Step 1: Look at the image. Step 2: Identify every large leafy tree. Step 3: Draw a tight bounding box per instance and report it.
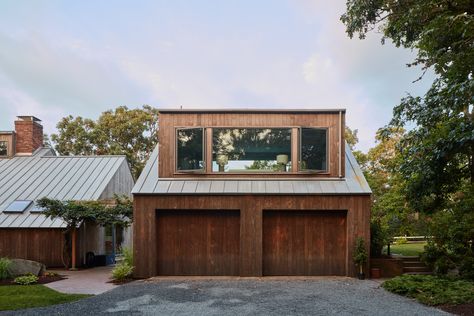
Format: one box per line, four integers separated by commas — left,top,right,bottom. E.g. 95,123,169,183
341,0,474,212
51,105,159,178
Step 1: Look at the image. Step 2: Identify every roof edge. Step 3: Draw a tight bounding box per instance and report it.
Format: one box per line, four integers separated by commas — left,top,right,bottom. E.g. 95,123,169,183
157,108,346,114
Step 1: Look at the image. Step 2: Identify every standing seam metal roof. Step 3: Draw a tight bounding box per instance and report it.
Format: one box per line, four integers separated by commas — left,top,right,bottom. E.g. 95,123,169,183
0,149,128,228
132,143,372,195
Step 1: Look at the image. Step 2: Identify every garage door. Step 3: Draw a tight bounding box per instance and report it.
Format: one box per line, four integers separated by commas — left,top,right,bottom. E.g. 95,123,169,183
156,210,240,275
263,210,347,276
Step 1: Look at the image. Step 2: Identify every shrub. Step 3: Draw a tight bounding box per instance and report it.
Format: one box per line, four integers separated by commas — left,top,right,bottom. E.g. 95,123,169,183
112,263,133,282
395,237,408,245
121,247,133,266
353,237,368,274
0,257,12,280
44,271,59,277
382,274,474,305
14,273,39,285
459,255,474,281
370,220,389,257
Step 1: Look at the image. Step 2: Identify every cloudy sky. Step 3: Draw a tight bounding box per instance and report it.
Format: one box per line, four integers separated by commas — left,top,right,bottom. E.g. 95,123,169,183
0,0,433,151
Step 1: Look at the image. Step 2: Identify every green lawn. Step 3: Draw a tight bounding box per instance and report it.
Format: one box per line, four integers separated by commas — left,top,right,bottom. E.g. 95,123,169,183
383,275,474,306
0,285,91,311
383,242,427,256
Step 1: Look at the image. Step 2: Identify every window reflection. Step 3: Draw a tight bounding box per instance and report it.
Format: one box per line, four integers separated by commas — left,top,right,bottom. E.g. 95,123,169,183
176,128,204,171
300,128,327,172
212,128,291,172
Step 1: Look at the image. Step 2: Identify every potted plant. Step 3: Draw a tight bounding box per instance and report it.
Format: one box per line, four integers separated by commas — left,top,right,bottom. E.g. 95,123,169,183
354,237,368,280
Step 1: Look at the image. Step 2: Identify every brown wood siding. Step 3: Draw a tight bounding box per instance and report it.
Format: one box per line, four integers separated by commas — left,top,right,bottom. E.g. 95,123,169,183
262,210,347,276
133,194,370,278
0,229,65,267
158,112,345,178
156,209,240,275
0,133,15,157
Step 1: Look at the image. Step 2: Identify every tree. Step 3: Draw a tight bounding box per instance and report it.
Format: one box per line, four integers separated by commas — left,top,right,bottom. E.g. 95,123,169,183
51,105,159,178
37,195,132,269
342,0,474,274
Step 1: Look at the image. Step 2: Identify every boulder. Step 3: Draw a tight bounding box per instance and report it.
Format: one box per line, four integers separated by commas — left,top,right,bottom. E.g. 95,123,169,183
8,259,45,277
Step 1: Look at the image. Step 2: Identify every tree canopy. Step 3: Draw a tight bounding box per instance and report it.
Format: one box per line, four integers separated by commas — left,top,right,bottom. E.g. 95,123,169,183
342,0,474,213
51,105,159,179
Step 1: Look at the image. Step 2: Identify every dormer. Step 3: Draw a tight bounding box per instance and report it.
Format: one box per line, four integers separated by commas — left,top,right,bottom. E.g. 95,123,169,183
158,109,345,178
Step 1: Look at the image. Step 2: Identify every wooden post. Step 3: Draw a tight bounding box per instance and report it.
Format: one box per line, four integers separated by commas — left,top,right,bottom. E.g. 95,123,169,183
70,227,77,270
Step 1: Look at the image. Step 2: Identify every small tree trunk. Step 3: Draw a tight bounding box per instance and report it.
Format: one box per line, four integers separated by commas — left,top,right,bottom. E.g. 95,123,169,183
70,227,77,270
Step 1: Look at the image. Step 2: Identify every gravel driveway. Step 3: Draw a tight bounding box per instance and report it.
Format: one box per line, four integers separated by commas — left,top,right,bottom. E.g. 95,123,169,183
3,278,449,316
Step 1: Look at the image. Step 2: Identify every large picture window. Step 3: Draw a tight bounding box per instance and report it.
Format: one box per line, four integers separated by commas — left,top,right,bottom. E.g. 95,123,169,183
300,128,328,172
212,128,292,172
176,128,204,171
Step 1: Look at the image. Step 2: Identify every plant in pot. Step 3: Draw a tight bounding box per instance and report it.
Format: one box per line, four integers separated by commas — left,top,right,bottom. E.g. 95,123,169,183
354,237,368,280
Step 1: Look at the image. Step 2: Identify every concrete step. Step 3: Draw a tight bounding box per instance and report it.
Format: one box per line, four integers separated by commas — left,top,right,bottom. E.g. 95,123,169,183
403,266,431,273
403,261,426,267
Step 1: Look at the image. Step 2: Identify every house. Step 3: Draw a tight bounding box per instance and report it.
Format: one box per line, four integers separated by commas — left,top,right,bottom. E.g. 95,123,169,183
0,116,134,267
132,109,371,278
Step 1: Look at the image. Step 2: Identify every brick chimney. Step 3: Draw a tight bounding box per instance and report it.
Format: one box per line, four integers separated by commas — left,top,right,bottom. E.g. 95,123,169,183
14,116,43,155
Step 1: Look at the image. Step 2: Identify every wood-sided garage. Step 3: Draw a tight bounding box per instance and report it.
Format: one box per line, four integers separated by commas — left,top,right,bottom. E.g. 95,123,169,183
156,209,240,275
133,144,371,278
263,210,347,276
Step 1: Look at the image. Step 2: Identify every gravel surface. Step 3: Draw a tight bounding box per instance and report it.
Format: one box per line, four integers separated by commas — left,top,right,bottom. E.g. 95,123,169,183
2,278,450,315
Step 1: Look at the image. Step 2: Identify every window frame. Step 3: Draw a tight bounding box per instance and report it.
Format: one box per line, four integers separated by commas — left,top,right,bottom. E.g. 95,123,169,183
298,127,329,173
0,141,8,156
210,127,294,174
174,127,206,173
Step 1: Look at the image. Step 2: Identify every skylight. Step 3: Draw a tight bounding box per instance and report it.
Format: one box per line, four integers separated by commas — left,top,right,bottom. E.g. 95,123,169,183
3,200,33,213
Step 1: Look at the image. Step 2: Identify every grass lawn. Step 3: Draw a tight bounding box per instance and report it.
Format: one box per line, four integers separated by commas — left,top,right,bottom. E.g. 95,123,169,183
383,275,474,306
0,285,91,311
383,242,427,256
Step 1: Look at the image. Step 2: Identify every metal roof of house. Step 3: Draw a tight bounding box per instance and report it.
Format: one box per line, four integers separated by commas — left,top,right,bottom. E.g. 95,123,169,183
132,143,371,195
0,149,129,228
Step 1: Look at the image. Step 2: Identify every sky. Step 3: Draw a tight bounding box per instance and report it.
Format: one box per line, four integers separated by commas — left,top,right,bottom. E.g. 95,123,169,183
0,0,433,152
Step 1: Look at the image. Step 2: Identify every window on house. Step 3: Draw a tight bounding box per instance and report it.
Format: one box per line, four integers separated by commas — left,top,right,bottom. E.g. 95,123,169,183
212,128,292,172
0,141,7,156
300,128,328,172
176,128,204,171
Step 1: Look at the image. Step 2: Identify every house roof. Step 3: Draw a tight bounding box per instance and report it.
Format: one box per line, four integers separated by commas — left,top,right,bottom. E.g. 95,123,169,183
157,108,346,114
132,143,371,195
0,148,130,228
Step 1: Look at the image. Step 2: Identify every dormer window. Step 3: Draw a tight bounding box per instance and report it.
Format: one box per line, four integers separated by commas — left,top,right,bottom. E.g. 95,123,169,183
0,141,7,156
212,128,292,172
176,128,204,171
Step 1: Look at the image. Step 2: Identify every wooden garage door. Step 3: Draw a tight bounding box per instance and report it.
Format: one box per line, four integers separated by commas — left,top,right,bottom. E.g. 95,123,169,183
156,210,240,275
263,210,347,276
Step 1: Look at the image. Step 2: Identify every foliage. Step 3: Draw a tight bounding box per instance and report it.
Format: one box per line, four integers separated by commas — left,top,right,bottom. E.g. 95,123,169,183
370,220,389,257
0,258,12,280
121,247,133,266
37,195,133,229
420,186,474,279
353,237,368,267
342,0,474,213
382,275,474,306
14,274,39,285
43,271,59,277
112,262,134,281
395,237,408,245
0,285,90,311
112,247,134,281
51,105,159,178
